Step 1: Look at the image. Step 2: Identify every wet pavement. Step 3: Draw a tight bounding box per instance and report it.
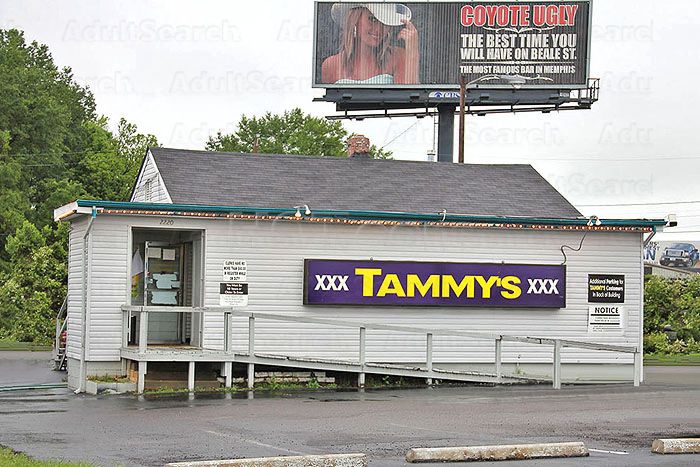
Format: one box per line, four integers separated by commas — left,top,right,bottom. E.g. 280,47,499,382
0,352,699,466
0,351,64,386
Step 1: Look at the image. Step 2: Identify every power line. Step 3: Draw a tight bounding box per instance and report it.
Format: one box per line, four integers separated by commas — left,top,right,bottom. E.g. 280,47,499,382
7,150,92,158
381,121,421,149
578,200,700,207
531,156,700,162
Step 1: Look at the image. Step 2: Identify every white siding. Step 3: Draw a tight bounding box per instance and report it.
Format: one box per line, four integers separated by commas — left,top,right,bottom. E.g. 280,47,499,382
131,150,172,203
66,218,87,359
202,220,642,365
72,214,643,366
86,220,130,360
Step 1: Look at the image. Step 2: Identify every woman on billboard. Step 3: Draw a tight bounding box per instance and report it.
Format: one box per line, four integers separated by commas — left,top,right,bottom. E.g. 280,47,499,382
321,3,419,85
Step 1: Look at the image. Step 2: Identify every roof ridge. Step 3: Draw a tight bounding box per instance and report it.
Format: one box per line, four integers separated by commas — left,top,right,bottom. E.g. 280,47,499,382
150,147,534,168
143,147,582,218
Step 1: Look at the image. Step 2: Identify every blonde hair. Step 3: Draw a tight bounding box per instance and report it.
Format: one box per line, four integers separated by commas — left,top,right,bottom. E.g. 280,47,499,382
339,7,393,75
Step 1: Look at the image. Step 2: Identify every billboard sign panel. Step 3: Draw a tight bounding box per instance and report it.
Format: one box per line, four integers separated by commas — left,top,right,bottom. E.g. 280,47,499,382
644,241,700,269
304,259,566,308
313,1,591,89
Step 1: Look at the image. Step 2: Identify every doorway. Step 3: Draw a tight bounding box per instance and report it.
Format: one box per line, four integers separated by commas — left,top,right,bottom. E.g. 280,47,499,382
131,228,203,346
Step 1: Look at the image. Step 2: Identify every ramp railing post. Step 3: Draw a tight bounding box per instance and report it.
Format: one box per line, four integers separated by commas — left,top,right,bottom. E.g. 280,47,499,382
137,361,147,394
139,310,148,354
495,337,502,384
188,361,195,392
247,315,255,389
223,311,233,388
223,312,231,353
633,350,641,387
426,333,433,386
553,339,562,389
358,326,366,388
121,309,129,348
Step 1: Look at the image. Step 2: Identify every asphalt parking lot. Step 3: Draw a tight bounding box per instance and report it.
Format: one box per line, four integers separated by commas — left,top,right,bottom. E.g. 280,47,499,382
1,351,699,466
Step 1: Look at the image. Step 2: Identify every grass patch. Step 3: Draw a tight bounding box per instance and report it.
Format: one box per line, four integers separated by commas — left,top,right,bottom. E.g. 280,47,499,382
0,447,92,466
0,339,52,352
142,380,339,396
645,353,700,366
86,375,130,384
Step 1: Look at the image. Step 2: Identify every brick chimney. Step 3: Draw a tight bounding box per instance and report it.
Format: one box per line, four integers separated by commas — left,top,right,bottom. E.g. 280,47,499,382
347,134,371,158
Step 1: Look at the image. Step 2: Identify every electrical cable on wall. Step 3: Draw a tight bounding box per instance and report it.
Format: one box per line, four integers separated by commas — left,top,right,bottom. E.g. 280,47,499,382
560,233,587,265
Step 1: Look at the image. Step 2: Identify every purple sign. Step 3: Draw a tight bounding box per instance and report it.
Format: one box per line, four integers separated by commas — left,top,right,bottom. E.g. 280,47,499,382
304,259,566,308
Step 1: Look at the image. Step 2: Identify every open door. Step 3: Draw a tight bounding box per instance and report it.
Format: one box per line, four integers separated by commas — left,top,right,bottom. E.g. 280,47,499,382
130,229,203,346
144,241,183,343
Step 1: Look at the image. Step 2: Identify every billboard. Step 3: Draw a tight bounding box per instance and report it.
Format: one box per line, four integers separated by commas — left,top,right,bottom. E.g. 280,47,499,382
313,1,591,89
644,241,700,270
304,259,566,308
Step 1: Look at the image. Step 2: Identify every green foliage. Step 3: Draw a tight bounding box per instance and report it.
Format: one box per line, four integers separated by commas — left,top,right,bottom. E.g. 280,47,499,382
0,28,158,342
306,378,321,389
644,275,700,355
644,332,700,355
0,222,68,343
0,447,92,467
0,29,95,182
0,339,52,351
206,107,392,159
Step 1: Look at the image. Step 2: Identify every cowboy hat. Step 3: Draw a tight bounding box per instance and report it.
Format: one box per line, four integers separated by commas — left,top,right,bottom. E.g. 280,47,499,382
330,3,412,27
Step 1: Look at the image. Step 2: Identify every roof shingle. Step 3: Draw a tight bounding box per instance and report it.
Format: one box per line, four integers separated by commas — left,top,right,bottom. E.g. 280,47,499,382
147,147,582,218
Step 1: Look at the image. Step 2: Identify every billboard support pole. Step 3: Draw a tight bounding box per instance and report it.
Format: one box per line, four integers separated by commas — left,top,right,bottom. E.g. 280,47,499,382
436,105,455,163
458,74,466,164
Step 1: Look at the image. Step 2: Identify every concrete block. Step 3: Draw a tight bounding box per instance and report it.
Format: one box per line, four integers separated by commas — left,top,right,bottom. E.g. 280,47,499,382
85,380,136,395
406,442,589,463
652,438,700,454
165,453,367,467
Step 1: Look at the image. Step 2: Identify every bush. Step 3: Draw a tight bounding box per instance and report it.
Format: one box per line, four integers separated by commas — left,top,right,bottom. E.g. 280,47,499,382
644,275,700,354
643,332,670,354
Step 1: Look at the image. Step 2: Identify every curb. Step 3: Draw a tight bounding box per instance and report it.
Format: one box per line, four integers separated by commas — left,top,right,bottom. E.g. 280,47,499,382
652,438,700,454
406,442,589,463
165,453,367,467
0,383,67,392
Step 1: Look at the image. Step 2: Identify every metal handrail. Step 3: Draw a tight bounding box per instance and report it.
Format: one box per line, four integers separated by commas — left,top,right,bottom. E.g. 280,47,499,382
121,305,642,389
53,297,68,371
224,310,638,354
120,305,638,354
120,305,229,314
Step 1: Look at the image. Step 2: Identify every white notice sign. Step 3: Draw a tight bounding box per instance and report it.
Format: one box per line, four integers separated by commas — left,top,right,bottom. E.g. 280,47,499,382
219,282,249,307
588,305,624,334
223,260,247,282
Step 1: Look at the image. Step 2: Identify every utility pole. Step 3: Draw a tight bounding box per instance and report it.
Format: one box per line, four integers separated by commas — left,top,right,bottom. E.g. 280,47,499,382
458,74,466,164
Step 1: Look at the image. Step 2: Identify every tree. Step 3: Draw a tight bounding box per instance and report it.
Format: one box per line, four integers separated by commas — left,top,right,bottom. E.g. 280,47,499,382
0,131,30,265
0,28,159,341
0,28,96,243
115,117,159,199
0,29,96,182
206,108,392,159
76,117,158,201
643,275,700,354
0,221,68,343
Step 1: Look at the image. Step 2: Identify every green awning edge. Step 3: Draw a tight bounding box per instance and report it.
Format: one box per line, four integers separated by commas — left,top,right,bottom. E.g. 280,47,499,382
70,199,667,228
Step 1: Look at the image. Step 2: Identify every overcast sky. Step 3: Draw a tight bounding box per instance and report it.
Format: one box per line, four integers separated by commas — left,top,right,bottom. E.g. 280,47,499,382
2,0,699,239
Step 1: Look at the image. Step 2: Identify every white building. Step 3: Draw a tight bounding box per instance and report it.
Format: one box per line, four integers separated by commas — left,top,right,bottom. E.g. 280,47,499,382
54,148,667,393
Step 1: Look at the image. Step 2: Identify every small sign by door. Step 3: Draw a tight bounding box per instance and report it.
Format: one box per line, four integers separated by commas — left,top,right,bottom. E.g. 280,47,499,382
219,282,249,307
223,260,247,282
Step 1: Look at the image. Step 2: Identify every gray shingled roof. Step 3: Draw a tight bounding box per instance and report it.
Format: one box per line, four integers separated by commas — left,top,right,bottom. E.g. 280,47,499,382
146,147,582,218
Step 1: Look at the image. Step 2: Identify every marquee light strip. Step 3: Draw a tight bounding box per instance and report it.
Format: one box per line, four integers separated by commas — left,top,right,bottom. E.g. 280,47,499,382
100,209,653,233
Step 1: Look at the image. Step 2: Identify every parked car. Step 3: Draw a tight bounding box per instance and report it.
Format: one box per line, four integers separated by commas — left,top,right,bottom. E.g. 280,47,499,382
660,243,699,267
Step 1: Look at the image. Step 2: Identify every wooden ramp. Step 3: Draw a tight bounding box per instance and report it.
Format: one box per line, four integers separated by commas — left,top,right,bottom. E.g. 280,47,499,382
118,307,642,394
121,346,539,393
